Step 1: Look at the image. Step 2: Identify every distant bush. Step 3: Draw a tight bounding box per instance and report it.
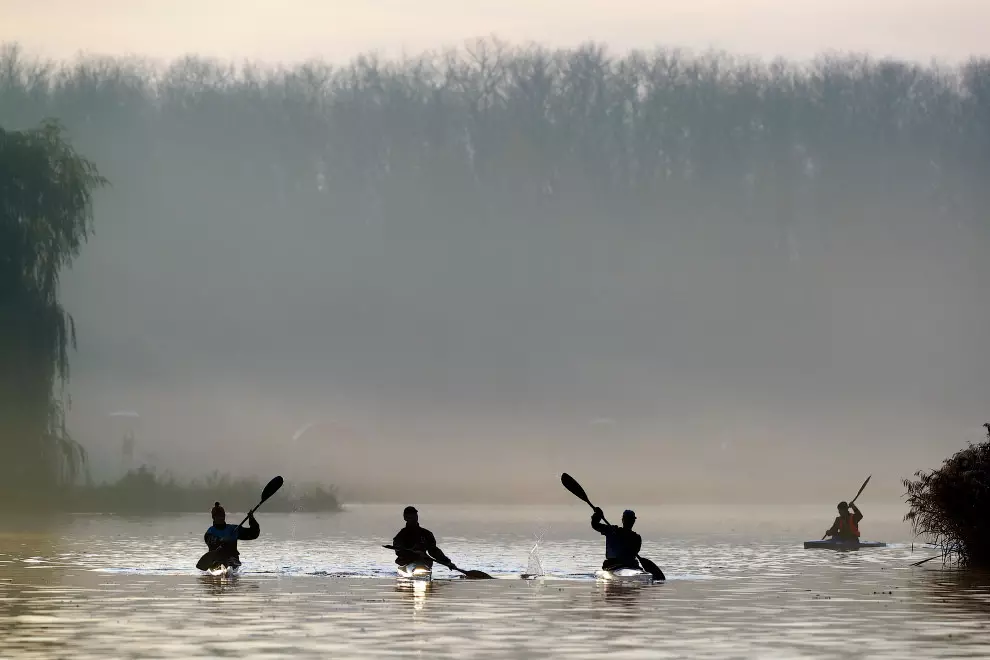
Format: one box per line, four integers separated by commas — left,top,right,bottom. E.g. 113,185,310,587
63,466,341,514
903,424,990,568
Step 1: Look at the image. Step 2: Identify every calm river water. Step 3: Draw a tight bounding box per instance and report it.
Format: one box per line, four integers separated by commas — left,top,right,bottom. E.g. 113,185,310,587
1,503,988,658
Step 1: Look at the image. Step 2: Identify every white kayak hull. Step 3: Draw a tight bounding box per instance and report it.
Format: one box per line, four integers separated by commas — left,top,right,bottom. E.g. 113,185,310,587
397,562,432,579
595,567,654,582
205,562,240,576
803,540,887,550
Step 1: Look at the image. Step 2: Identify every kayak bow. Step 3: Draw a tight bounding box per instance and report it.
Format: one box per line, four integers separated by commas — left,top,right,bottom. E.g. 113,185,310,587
204,559,241,576
396,562,433,579
595,567,655,582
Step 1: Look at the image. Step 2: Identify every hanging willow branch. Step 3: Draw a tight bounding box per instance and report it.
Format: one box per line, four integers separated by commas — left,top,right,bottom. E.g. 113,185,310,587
0,118,106,498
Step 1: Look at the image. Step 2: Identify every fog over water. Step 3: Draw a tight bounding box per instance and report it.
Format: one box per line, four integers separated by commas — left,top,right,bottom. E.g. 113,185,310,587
1,0,988,504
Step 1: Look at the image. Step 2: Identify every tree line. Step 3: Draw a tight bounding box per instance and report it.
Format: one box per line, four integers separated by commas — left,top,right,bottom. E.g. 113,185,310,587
1,40,987,251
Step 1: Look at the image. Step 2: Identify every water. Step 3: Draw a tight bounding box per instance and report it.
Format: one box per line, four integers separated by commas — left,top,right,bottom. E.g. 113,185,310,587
2,504,989,658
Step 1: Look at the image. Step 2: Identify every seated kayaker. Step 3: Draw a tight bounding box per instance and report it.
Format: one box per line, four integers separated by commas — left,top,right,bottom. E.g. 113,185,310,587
592,507,642,570
204,501,260,566
824,501,863,542
392,506,455,570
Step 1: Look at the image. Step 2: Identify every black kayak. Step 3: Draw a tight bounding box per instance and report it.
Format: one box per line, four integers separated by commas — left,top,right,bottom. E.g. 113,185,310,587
804,539,887,550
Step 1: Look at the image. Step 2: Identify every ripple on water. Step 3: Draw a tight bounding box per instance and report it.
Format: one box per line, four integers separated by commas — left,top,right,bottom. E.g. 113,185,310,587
1,507,988,658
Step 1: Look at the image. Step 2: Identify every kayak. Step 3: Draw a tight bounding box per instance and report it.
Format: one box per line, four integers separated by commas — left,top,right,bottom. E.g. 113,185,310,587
396,562,432,579
595,567,654,582
803,539,887,550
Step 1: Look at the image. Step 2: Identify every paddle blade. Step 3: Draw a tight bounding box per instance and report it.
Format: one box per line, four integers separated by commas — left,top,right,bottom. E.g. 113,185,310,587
638,556,665,582
260,476,284,504
196,549,220,571
561,473,592,506
463,569,494,580
850,475,871,504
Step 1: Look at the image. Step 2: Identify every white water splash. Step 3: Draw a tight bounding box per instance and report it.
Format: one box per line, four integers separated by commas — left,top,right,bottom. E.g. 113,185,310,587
525,525,551,577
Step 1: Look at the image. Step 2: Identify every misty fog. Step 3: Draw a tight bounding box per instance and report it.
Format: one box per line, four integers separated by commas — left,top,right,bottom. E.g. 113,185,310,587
1,41,987,504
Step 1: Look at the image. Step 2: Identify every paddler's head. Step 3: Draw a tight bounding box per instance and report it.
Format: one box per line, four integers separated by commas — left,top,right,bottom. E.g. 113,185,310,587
212,501,226,527
403,506,419,526
837,501,849,514
621,509,636,530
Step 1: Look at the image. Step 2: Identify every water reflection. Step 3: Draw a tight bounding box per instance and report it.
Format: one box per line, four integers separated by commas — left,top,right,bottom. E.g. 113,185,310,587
197,573,242,596
1,508,989,658
0,523,69,660
395,577,436,611
596,579,655,607
916,568,990,616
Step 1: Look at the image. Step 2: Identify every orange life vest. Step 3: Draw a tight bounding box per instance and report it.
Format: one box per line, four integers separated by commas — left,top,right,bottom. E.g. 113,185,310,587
838,514,860,538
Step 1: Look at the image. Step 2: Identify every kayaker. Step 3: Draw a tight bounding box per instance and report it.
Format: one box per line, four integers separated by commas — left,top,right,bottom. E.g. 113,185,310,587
204,501,260,566
825,501,863,542
591,507,642,570
392,506,456,570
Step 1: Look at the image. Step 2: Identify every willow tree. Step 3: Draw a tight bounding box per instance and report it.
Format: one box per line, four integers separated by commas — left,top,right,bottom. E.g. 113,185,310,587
0,119,105,509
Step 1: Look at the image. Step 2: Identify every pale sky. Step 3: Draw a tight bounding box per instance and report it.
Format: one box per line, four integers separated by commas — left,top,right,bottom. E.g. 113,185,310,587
1,0,988,64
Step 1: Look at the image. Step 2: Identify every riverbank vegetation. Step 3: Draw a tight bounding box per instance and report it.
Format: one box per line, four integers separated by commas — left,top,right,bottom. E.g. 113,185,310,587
65,466,340,514
904,425,990,568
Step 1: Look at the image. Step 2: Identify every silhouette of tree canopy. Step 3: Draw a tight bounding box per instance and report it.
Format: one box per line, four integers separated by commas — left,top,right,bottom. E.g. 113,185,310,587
0,116,106,509
1,40,986,248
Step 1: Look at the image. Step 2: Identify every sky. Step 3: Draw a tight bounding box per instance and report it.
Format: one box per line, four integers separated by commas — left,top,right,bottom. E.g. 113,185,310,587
1,0,988,64
3,0,989,505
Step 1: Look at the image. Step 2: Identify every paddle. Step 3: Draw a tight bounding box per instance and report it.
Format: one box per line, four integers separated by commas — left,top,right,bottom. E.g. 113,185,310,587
910,555,940,567
382,544,493,579
196,476,284,571
560,473,665,581
822,475,871,540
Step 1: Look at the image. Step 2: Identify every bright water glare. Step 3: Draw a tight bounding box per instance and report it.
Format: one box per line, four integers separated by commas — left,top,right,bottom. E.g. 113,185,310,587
2,504,989,658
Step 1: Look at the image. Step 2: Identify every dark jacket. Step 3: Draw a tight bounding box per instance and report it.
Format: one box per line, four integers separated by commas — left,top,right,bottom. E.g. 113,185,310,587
592,513,642,570
392,524,451,567
205,516,260,562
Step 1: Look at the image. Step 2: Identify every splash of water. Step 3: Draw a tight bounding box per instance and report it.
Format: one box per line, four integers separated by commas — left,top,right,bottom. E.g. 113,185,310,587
525,525,551,577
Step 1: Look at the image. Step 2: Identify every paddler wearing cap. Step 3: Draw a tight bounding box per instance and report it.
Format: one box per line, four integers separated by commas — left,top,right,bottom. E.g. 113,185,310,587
204,501,261,567
591,507,642,571
391,506,455,570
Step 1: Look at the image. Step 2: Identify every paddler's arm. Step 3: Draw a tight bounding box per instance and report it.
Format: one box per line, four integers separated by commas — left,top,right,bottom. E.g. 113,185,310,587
824,517,841,537
391,532,408,556
851,503,863,524
205,532,222,550
428,547,454,567
631,533,642,557
425,531,454,567
237,513,260,541
591,507,610,534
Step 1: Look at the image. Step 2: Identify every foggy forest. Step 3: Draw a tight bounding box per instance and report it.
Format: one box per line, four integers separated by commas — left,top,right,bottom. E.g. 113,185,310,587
1,40,988,505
